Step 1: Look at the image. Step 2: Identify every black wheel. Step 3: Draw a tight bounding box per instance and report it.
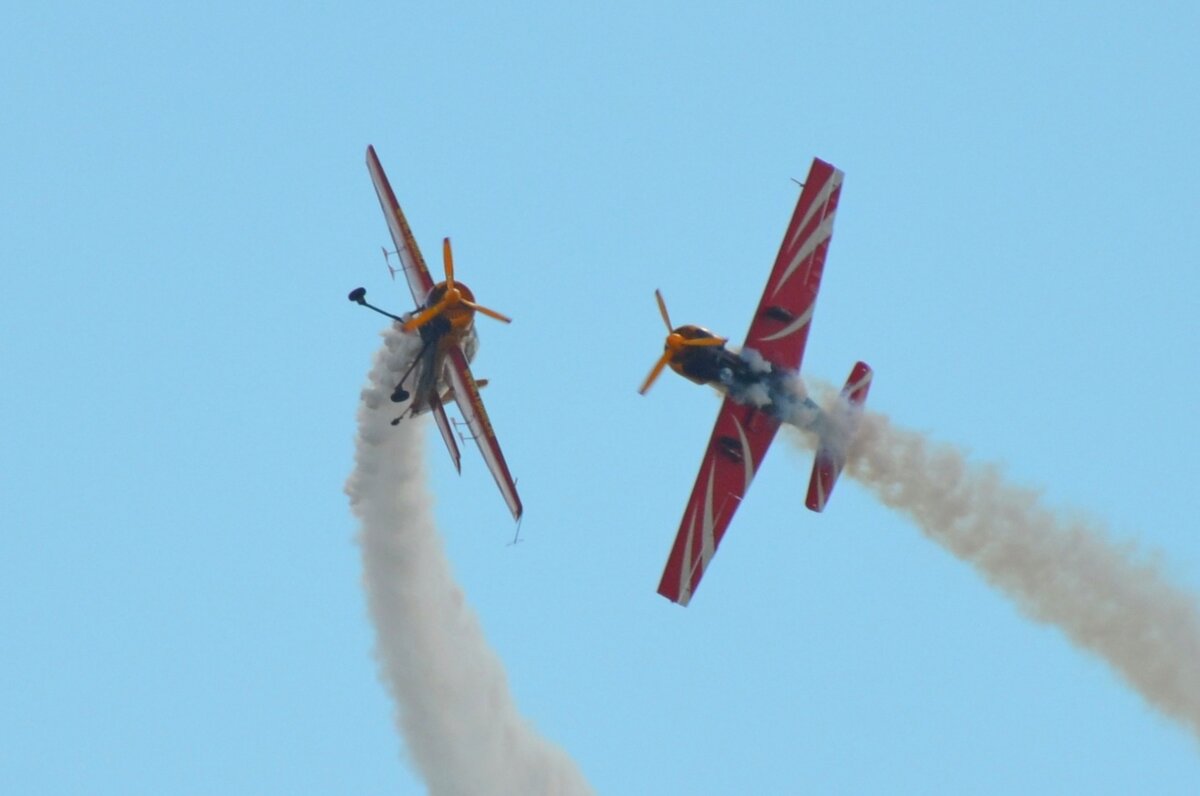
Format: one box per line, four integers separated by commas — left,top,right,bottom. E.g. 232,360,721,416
348,287,367,303
391,387,410,403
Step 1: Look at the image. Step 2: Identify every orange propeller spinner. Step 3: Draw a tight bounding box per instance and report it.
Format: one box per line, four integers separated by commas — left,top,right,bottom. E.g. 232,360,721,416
402,238,511,332
638,290,726,395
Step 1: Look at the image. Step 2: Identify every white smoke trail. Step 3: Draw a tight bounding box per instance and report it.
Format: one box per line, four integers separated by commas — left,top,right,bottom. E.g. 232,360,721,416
791,386,1200,741
346,328,594,796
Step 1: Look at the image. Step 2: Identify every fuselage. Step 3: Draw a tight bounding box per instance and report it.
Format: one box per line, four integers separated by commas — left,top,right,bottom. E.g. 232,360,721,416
408,281,479,413
667,325,753,387
666,324,821,426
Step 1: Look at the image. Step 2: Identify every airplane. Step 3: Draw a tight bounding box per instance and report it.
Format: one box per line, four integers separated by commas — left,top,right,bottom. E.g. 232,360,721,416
348,145,523,521
639,157,872,606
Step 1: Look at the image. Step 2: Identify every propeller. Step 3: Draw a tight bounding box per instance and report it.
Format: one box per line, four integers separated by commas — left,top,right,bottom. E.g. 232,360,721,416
638,289,726,395
402,238,511,332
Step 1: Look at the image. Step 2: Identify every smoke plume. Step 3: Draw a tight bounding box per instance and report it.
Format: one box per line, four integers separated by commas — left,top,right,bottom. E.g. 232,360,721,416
346,328,594,796
794,384,1200,740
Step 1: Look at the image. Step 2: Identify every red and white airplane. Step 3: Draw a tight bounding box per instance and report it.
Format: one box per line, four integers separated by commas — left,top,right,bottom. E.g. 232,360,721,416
640,158,872,605
349,145,523,521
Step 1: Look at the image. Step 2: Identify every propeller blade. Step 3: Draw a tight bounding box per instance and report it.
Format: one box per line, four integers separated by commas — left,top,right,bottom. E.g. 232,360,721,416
401,296,451,332
638,351,674,395
654,289,673,332
461,300,512,324
443,237,455,290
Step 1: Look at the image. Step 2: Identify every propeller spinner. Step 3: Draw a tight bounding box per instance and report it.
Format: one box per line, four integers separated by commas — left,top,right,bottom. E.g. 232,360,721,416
402,238,511,333
638,289,727,395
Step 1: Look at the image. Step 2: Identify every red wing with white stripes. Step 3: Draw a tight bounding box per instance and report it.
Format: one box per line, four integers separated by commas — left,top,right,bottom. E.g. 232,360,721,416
657,399,780,605
741,158,844,372
444,345,523,521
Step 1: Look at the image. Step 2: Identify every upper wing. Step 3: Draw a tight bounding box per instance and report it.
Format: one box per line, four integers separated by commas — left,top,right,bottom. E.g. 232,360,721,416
741,158,844,372
657,398,780,606
365,145,435,307
444,345,523,521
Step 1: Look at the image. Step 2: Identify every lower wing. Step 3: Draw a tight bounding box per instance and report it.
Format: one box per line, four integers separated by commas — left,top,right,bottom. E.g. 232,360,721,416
444,345,523,521
658,398,780,606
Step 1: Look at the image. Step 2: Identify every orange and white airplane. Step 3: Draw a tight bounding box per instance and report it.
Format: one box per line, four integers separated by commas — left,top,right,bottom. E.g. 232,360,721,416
349,145,522,521
640,157,872,605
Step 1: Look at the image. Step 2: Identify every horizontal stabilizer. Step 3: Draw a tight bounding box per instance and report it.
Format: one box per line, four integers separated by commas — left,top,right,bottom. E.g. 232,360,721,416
805,361,872,512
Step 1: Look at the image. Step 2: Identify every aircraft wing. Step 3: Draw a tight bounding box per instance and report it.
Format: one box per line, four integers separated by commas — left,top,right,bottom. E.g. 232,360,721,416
444,345,523,521
658,398,780,606
426,392,462,474
741,158,844,372
365,145,435,307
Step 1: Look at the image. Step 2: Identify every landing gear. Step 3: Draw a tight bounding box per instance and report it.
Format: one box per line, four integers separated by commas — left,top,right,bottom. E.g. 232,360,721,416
389,336,432,405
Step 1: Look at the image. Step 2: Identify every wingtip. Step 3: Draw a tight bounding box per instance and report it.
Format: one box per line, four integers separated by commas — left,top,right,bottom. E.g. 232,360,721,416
656,583,690,607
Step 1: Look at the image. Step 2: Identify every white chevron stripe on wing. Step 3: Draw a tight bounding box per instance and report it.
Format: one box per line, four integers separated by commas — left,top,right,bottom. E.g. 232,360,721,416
784,168,840,254
771,209,836,299
756,303,814,344
678,502,698,605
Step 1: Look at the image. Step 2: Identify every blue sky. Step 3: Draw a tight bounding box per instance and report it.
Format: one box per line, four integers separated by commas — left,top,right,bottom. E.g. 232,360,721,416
4,2,1199,793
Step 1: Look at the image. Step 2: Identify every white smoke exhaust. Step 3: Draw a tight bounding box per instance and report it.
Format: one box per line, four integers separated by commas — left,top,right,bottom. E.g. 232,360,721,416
791,386,1200,741
346,328,594,796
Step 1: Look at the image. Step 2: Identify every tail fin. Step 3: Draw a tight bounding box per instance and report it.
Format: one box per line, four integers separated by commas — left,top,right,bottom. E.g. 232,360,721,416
805,361,873,512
